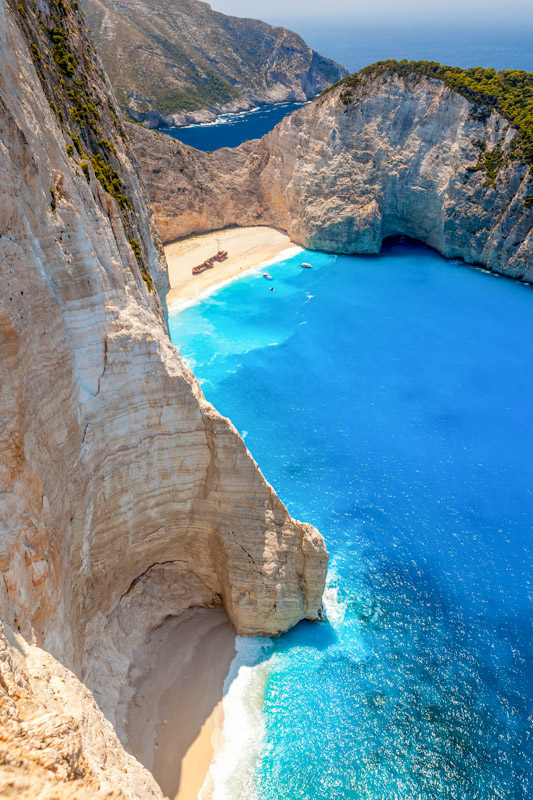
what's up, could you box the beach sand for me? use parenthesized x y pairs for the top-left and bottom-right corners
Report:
(126, 608), (236, 800)
(165, 226), (296, 308)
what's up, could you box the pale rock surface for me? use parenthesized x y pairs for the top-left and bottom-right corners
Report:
(0, 0), (327, 795)
(130, 73), (533, 281)
(0, 620), (162, 799)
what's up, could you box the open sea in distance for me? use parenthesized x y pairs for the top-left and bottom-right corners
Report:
(163, 23), (533, 152)
(169, 240), (533, 799)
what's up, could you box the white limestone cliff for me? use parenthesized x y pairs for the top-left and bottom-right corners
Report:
(131, 72), (533, 282)
(0, 0), (327, 795)
(0, 619), (162, 799)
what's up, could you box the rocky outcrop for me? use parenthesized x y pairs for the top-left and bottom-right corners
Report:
(83, 0), (347, 127)
(0, 620), (162, 799)
(130, 70), (533, 281)
(0, 0), (327, 795)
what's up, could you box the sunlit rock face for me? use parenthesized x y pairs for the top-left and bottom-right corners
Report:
(131, 73), (533, 283)
(83, 0), (347, 128)
(0, 0), (327, 795)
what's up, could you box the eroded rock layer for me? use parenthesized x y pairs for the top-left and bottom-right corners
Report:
(0, 620), (162, 799)
(131, 71), (533, 281)
(0, 0), (327, 794)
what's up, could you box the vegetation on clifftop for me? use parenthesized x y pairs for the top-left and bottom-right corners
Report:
(337, 60), (533, 169)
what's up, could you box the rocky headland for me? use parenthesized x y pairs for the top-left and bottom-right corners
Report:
(0, 0), (327, 796)
(2, 0), (533, 791)
(83, 0), (347, 127)
(130, 62), (533, 282)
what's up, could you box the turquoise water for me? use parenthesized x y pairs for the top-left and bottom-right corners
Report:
(169, 240), (533, 799)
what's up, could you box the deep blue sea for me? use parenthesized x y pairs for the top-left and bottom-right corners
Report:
(169, 241), (533, 799)
(273, 21), (533, 74)
(162, 23), (533, 152)
(161, 101), (305, 151)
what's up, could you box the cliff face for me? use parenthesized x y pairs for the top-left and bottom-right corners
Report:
(130, 71), (533, 281)
(83, 0), (347, 127)
(0, 0), (327, 794)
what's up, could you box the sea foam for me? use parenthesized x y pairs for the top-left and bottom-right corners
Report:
(173, 241), (533, 799)
(202, 637), (273, 800)
(168, 246), (303, 315)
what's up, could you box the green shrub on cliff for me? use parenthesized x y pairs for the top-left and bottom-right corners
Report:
(146, 70), (239, 114)
(11, 0), (155, 292)
(468, 141), (506, 185)
(129, 238), (154, 292)
(51, 26), (77, 77)
(340, 61), (533, 168)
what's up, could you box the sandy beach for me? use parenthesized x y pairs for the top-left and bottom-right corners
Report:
(165, 226), (297, 309)
(126, 608), (236, 800)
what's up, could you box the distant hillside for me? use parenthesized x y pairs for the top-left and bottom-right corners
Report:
(83, 0), (348, 127)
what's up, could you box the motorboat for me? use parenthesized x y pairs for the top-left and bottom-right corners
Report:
(301, 262), (312, 268)
(263, 272), (273, 280)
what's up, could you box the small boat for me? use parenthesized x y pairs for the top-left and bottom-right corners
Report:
(301, 262), (312, 268)
(263, 272), (273, 280)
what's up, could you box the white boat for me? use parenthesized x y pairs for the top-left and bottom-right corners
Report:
(301, 262), (312, 268)
(263, 272), (273, 280)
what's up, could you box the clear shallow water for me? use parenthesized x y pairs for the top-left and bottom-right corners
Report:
(169, 241), (533, 799)
(160, 101), (305, 151)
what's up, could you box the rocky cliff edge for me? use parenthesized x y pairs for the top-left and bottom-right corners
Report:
(0, 0), (327, 795)
(84, 0), (347, 128)
(130, 66), (533, 282)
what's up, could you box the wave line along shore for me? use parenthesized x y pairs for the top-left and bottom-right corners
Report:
(165, 226), (300, 311)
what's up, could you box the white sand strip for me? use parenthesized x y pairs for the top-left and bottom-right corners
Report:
(126, 608), (236, 800)
(165, 226), (295, 309)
